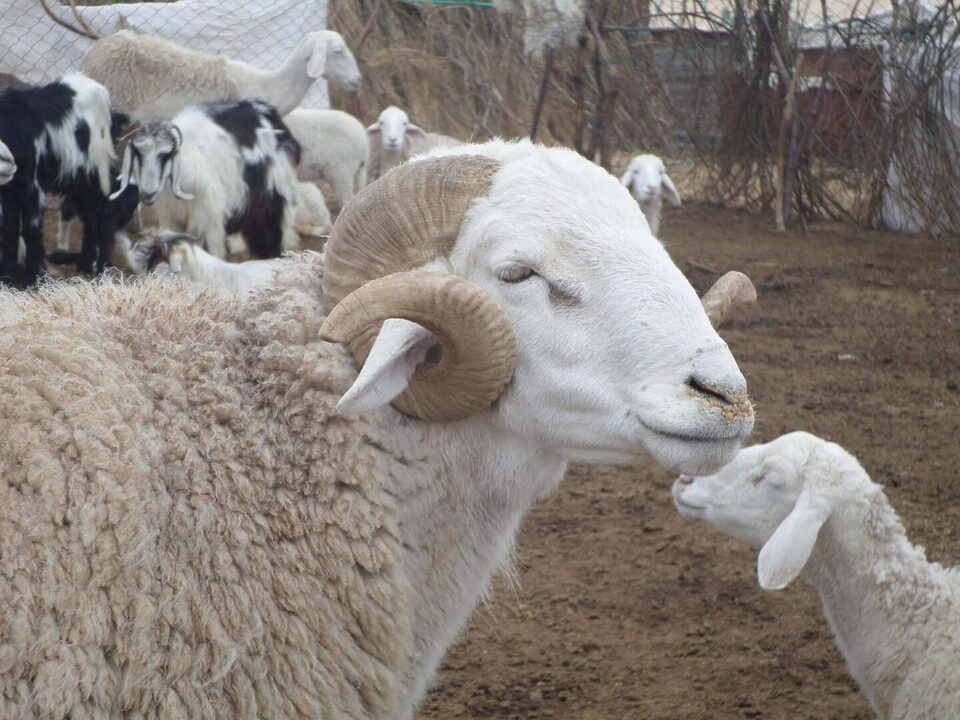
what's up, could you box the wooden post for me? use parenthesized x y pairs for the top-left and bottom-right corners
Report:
(529, 47), (557, 141)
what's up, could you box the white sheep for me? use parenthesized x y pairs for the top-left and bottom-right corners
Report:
(673, 431), (960, 720)
(284, 108), (369, 207)
(81, 29), (361, 120)
(366, 106), (463, 180)
(113, 100), (300, 259)
(0, 139), (756, 718)
(619, 153), (682, 236)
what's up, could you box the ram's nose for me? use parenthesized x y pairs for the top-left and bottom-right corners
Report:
(685, 365), (753, 426)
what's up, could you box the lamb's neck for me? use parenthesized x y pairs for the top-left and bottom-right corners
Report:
(371, 414), (567, 716)
(803, 487), (942, 716)
(229, 43), (314, 116)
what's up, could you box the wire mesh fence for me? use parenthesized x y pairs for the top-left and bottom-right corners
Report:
(0, 0), (332, 107)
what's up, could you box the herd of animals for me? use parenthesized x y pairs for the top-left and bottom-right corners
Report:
(0, 22), (955, 720)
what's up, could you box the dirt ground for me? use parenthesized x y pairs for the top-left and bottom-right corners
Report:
(412, 204), (960, 720)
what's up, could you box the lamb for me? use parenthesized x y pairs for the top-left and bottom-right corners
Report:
(620, 153), (682, 236)
(0, 73), (115, 283)
(673, 431), (960, 719)
(284, 108), (369, 207)
(112, 99), (301, 259)
(0, 139), (756, 718)
(81, 29), (361, 120)
(366, 106), (463, 180)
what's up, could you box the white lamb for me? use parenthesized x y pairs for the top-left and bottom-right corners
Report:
(284, 108), (369, 208)
(673, 431), (960, 719)
(81, 29), (361, 120)
(366, 106), (462, 180)
(619, 153), (682, 236)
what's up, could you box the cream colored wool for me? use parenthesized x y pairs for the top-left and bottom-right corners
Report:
(0, 255), (411, 718)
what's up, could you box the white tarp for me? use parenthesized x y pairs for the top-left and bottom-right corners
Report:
(1, 0), (331, 108)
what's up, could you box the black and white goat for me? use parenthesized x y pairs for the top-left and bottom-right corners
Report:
(49, 112), (140, 269)
(0, 73), (114, 283)
(112, 99), (300, 259)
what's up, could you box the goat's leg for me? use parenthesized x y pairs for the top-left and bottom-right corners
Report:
(0, 188), (20, 283)
(19, 186), (45, 284)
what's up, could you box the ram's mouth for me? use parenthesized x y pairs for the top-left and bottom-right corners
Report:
(640, 420), (744, 445)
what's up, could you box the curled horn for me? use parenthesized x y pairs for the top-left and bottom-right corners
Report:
(110, 143), (135, 201)
(320, 155), (517, 421)
(168, 125), (194, 201)
(700, 271), (757, 327)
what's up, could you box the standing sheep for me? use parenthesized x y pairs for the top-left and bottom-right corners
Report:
(366, 106), (463, 180)
(673, 431), (960, 719)
(0, 140), (755, 718)
(285, 108), (369, 207)
(620, 153), (682, 236)
(81, 29), (361, 120)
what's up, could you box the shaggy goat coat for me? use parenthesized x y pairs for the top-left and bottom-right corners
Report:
(0, 254), (411, 717)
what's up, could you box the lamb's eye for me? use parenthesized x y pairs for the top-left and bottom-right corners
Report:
(499, 266), (535, 283)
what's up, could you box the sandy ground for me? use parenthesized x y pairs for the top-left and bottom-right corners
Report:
(46, 201), (960, 719)
(414, 204), (960, 720)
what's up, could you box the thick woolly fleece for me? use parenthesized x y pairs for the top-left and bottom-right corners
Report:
(0, 253), (412, 718)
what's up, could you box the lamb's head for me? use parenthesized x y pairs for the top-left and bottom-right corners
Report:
(302, 30), (361, 91)
(0, 139), (15, 185)
(113, 122), (191, 205)
(673, 431), (870, 589)
(321, 140), (755, 475)
(367, 106), (426, 154)
(620, 154), (681, 208)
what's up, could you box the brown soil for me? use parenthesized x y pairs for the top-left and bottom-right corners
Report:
(416, 204), (960, 720)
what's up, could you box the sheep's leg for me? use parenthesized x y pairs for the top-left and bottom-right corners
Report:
(0, 187), (21, 283)
(19, 186), (45, 284)
(354, 161), (368, 196)
(328, 168), (354, 207)
(201, 224), (228, 260)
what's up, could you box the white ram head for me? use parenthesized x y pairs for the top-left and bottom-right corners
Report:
(321, 139), (756, 475)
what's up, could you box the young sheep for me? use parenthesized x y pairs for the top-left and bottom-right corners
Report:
(673, 431), (960, 719)
(284, 108), (369, 207)
(113, 99), (301, 259)
(619, 153), (681, 236)
(366, 106), (463, 180)
(81, 29), (361, 120)
(0, 140), (757, 717)
(0, 73), (115, 283)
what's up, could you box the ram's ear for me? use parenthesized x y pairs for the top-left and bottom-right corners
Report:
(307, 37), (328, 79)
(661, 172), (682, 206)
(757, 489), (831, 591)
(337, 318), (437, 414)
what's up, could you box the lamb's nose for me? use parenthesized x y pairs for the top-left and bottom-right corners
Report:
(677, 474), (694, 485)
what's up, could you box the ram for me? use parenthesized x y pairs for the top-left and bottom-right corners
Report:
(0, 140), (754, 718)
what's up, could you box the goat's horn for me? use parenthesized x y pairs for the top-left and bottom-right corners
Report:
(320, 272), (517, 421)
(322, 155), (515, 422)
(700, 271), (757, 327)
(110, 144), (134, 201)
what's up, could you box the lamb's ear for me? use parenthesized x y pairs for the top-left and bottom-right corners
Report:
(366, 123), (381, 136)
(336, 318), (438, 414)
(620, 169), (633, 187)
(404, 124), (427, 138)
(661, 173), (682, 207)
(307, 37), (328, 79)
(757, 490), (831, 591)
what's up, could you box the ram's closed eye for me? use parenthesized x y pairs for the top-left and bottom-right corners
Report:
(499, 266), (535, 283)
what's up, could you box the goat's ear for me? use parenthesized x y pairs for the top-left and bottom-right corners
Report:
(307, 37), (328, 78)
(404, 124), (427, 138)
(366, 123), (381, 136)
(661, 172), (682, 207)
(757, 489), (831, 591)
(336, 318), (437, 414)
